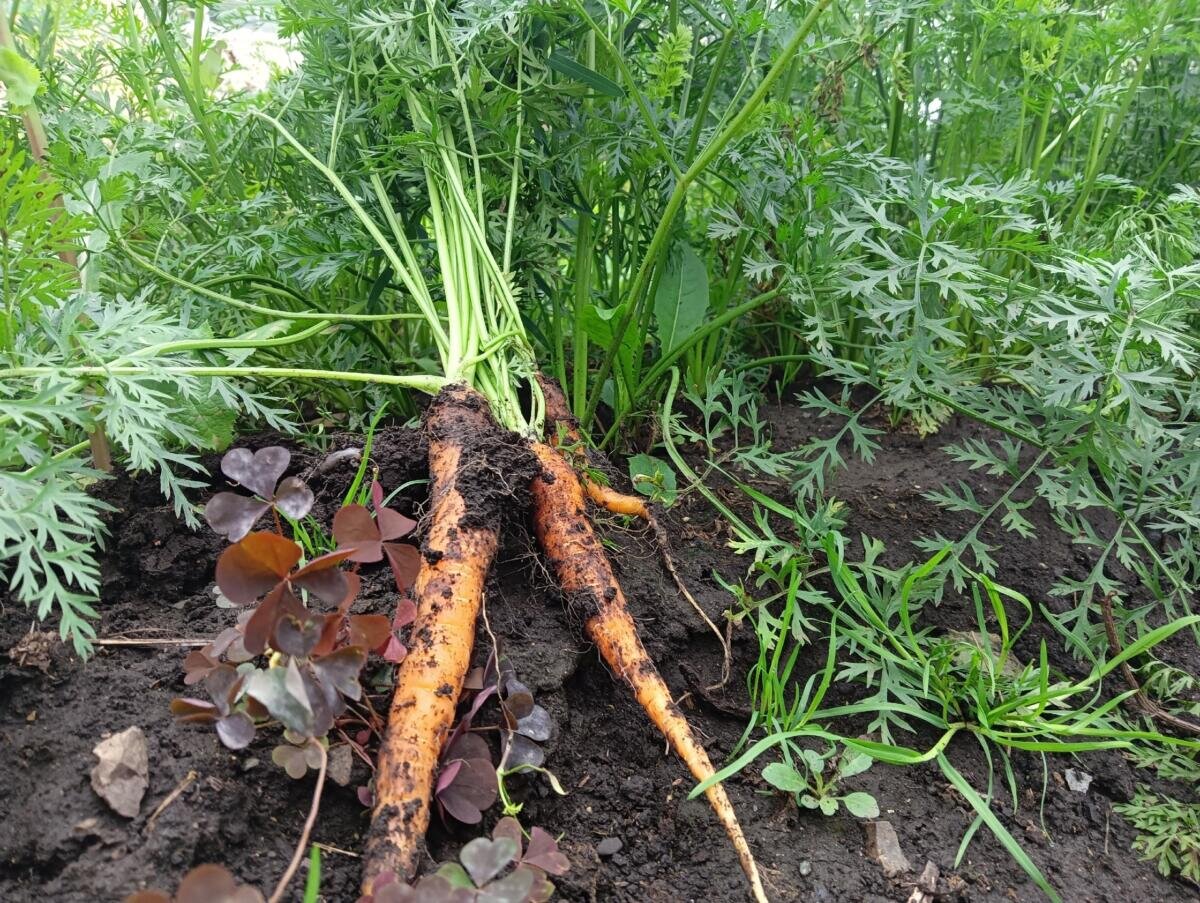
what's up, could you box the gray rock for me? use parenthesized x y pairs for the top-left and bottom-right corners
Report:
(865, 820), (911, 877)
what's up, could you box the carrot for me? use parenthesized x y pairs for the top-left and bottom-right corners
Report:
(529, 440), (767, 903)
(363, 385), (502, 889)
(536, 374), (652, 519)
(537, 374), (732, 685)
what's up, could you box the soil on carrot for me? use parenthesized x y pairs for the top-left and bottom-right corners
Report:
(2, 394), (1197, 903)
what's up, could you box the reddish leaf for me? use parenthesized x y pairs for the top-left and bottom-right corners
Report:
(310, 572), (362, 657)
(332, 505), (383, 562)
(217, 533), (300, 604)
(204, 664), (242, 711)
(516, 704), (552, 742)
(170, 698), (218, 724)
(437, 733), (498, 825)
(245, 659), (314, 735)
(243, 585), (289, 655)
(383, 543), (421, 592)
(274, 615), (322, 658)
(460, 836), (519, 886)
(183, 649), (219, 685)
(503, 732), (545, 769)
(349, 614), (391, 650)
(291, 549), (354, 604)
(312, 646), (367, 701)
(435, 758), (463, 794)
(312, 614), (341, 658)
(272, 743), (312, 779)
(221, 447), (289, 500)
(205, 493), (271, 542)
(334, 572), (363, 613)
(523, 827), (570, 876)
(381, 635), (408, 664)
(393, 596), (418, 629)
(492, 817), (524, 855)
(273, 476), (315, 520)
(357, 784), (374, 808)
(377, 507), (417, 541)
(437, 757), (498, 824)
(216, 712), (256, 750)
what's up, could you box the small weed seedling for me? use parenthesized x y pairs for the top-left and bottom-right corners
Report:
(1115, 790), (1200, 884)
(761, 744), (879, 818)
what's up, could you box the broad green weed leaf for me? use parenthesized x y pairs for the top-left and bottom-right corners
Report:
(627, 453), (677, 504)
(0, 48), (40, 108)
(842, 792), (880, 818)
(762, 762), (808, 794)
(654, 243), (709, 353)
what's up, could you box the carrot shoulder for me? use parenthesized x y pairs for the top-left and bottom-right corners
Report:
(363, 386), (502, 889)
(529, 441), (767, 903)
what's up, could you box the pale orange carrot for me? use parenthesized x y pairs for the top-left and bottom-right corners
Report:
(529, 441), (766, 903)
(363, 386), (502, 889)
(536, 374), (652, 519)
(536, 374), (731, 684)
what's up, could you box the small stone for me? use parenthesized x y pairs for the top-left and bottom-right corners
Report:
(865, 820), (911, 877)
(1065, 768), (1093, 793)
(327, 744), (353, 786)
(596, 837), (623, 858)
(798, 860), (812, 877)
(241, 757), (260, 772)
(916, 860), (939, 893)
(91, 726), (149, 818)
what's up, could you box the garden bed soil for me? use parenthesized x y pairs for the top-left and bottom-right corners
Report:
(2, 394), (1197, 902)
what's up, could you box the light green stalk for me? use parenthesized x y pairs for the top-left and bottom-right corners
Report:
(581, 0), (835, 430)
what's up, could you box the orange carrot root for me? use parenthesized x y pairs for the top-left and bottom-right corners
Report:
(535, 374), (654, 520)
(363, 386), (502, 890)
(529, 441), (767, 903)
(536, 374), (731, 685)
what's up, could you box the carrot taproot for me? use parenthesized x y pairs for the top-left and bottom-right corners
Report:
(362, 385), (502, 889)
(536, 374), (652, 519)
(536, 374), (732, 685)
(529, 440), (767, 903)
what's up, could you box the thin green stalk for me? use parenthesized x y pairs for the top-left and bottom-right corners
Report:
(137, 0), (242, 195)
(2, 364), (446, 393)
(122, 244), (426, 324)
(124, 320), (332, 360)
(582, 0), (834, 431)
(887, 13), (917, 160)
(1068, 0), (1177, 225)
(572, 206), (594, 420)
(1030, 12), (1077, 178)
(189, 2), (205, 103)
(683, 26), (735, 162)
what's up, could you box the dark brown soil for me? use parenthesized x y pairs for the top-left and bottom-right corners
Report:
(2, 395), (1197, 902)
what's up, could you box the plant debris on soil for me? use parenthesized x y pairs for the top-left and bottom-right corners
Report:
(1, 395), (1196, 902)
